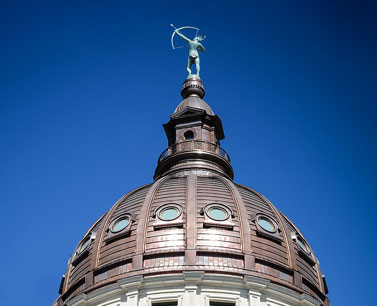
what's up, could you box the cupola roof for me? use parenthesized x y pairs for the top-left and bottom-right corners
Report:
(174, 77), (214, 115)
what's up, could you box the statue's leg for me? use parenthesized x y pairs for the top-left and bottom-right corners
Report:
(187, 57), (192, 77)
(195, 57), (200, 77)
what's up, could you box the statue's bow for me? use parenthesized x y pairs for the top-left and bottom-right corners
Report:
(170, 25), (200, 50)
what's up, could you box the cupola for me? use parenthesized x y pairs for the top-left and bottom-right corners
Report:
(154, 77), (233, 180)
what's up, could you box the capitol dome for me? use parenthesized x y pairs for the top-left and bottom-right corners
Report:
(54, 78), (329, 306)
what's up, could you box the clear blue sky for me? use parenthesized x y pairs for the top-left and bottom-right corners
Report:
(1, 1), (376, 305)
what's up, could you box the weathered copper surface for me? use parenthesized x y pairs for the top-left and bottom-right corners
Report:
(57, 78), (329, 305)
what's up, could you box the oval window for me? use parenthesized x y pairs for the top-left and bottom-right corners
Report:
(184, 130), (194, 140)
(159, 207), (180, 221)
(257, 216), (276, 233)
(111, 217), (130, 233)
(208, 207), (229, 221)
(297, 236), (310, 254)
(77, 237), (90, 254)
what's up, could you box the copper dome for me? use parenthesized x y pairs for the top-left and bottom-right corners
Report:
(57, 78), (329, 306)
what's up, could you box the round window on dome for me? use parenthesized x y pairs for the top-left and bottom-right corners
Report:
(77, 236), (90, 254)
(204, 204), (231, 222)
(297, 236), (310, 254)
(208, 207), (229, 221)
(257, 216), (277, 233)
(159, 206), (181, 221)
(184, 130), (194, 140)
(111, 216), (130, 233)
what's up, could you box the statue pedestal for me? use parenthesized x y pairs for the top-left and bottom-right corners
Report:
(181, 77), (205, 99)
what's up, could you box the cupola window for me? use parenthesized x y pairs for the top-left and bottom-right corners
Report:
(297, 236), (310, 254)
(72, 232), (96, 266)
(111, 216), (130, 233)
(252, 214), (281, 242)
(208, 207), (229, 221)
(153, 203), (184, 229)
(78, 236), (91, 254)
(257, 216), (277, 233)
(160, 207), (180, 221)
(293, 233), (316, 266)
(184, 130), (194, 140)
(201, 203), (234, 229)
(105, 213), (135, 242)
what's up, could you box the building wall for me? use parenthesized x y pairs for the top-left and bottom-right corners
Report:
(65, 273), (321, 306)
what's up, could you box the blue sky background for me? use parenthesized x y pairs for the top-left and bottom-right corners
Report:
(1, 1), (376, 305)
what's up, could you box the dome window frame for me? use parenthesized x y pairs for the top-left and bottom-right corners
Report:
(153, 203), (184, 229)
(201, 203), (235, 229)
(105, 213), (136, 243)
(184, 130), (195, 141)
(291, 232), (316, 266)
(251, 213), (282, 242)
(71, 232), (96, 266)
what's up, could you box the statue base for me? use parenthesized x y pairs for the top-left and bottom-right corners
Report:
(186, 74), (200, 80)
(181, 77), (205, 99)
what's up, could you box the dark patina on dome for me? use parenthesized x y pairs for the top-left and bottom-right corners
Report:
(56, 79), (329, 306)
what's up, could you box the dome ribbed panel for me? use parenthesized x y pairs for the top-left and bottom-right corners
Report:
(236, 185), (290, 269)
(144, 176), (187, 254)
(111, 185), (151, 219)
(281, 214), (319, 287)
(60, 178), (327, 305)
(68, 215), (105, 289)
(98, 185), (151, 268)
(196, 176), (241, 253)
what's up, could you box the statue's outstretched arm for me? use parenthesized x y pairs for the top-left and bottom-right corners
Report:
(175, 30), (190, 43)
(198, 44), (206, 52)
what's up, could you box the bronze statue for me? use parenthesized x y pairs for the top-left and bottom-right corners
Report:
(171, 24), (206, 79)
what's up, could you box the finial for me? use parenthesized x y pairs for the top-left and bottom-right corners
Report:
(170, 24), (206, 80)
(181, 78), (205, 99)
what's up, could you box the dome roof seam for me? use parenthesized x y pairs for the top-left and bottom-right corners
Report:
(134, 176), (170, 260)
(64, 212), (107, 293)
(219, 177), (252, 256)
(235, 183), (295, 270)
(279, 211), (324, 291)
(94, 184), (152, 270)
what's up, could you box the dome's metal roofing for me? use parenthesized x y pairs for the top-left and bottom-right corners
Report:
(174, 77), (213, 115)
(57, 78), (329, 306)
(174, 96), (214, 116)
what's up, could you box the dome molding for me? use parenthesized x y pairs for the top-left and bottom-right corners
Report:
(218, 176), (253, 264)
(154, 150), (233, 180)
(64, 212), (107, 294)
(237, 184), (296, 270)
(94, 184), (152, 268)
(279, 211), (324, 292)
(133, 176), (170, 270)
(60, 273), (323, 306)
(185, 173), (197, 260)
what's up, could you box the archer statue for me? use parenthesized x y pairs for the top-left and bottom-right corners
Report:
(170, 24), (206, 79)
